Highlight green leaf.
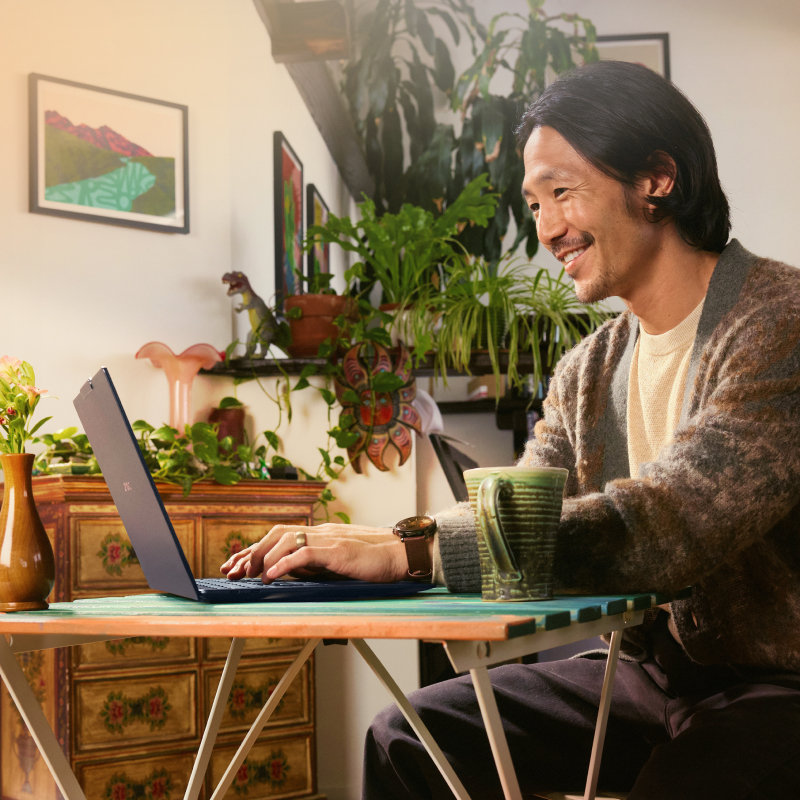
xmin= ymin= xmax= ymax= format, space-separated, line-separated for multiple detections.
xmin=212 ymin=465 xmax=240 ymax=485
xmin=217 ymin=396 xmax=243 ymax=408
xmin=132 ymin=420 xmax=155 ymax=434
xmin=152 ymin=425 xmax=177 ymax=443
xmin=371 ymin=372 xmax=405 ymax=393
xmin=318 ymin=388 xmax=337 ymax=406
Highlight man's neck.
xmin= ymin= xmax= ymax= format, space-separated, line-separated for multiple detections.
xmin=623 ymin=237 xmax=719 ymax=335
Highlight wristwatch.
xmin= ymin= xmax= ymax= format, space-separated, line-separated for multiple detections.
xmin=393 ymin=515 xmax=437 ymax=580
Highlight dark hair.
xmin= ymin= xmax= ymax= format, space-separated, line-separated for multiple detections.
xmin=515 ymin=61 xmax=730 ymax=253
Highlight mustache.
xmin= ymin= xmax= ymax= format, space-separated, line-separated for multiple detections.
xmin=550 ymin=234 xmax=593 ymax=261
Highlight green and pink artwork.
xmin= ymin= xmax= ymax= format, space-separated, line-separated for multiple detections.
xmin=273 ymin=131 xmax=303 ymax=305
xmin=29 ymin=73 xmax=189 ymax=233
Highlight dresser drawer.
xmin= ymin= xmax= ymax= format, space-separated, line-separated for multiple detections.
xmin=74 ymin=635 xmax=196 ymax=670
xmin=73 ymin=516 xmax=196 ymax=593
xmin=203 ymin=658 xmax=312 ymax=733
xmin=204 ymin=636 xmax=304 ymax=661
xmin=208 ymin=732 xmax=315 ymax=799
xmin=75 ymin=748 xmax=196 ymax=799
xmin=73 ymin=669 xmax=197 ymax=752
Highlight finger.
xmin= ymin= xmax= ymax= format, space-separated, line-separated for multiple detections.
xmin=221 ymin=546 xmax=253 ymax=574
xmin=252 ymin=529 xmax=314 ymax=579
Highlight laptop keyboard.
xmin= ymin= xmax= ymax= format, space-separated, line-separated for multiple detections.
xmin=197 ymin=578 xmax=303 ymax=591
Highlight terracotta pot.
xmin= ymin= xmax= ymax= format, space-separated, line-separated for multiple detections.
xmin=284 ymin=294 xmax=354 ymax=358
xmin=0 ymin=453 xmax=55 ymax=611
xmin=208 ymin=405 xmax=246 ymax=447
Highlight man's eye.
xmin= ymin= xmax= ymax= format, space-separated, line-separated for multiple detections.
xmin=554 ymin=188 xmax=567 ymax=198
xmin=530 ymin=203 xmax=540 ymax=213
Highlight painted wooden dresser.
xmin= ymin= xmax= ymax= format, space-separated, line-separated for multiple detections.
xmin=0 ymin=475 xmax=326 ymax=800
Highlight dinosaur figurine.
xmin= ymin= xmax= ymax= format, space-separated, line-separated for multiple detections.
xmin=222 ymin=271 xmax=288 ymax=358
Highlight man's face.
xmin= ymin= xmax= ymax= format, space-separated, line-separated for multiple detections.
xmin=521 ymin=126 xmax=662 ymax=305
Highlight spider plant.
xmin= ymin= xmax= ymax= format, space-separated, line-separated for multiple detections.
xmin=431 ymin=254 xmax=610 ymax=395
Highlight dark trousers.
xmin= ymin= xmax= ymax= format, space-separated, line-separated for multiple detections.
xmin=363 ymin=616 xmax=800 ymax=799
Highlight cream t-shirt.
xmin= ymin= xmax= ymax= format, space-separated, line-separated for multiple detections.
xmin=627 ymin=300 xmax=705 ymax=476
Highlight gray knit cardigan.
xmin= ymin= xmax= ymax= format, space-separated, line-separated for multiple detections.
xmin=436 ymin=240 xmax=800 ymax=671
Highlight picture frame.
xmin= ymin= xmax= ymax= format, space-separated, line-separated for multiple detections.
xmin=29 ymin=73 xmax=189 ymax=233
xmin=306 ymin=183 xmax=330 ymax=282
xmin=596 ymin=33 xmax=671 ymax=80
xmin=273 ymin=131 xmax=304 ymax=304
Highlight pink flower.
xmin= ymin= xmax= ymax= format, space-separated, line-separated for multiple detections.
xmin=271 ymin=758 xmax=285 ymax=781
xmin=0 ymin=355 xmax=21 ymax=377
xmin=108 ymin=700 xmax=124 ymax=724
xmin=232 ymin=687 xmax=246 ymax=710
xmin=148 ymin=696 xmax=164 ymax=720
xmin=111 ymin=783 xmax=128 ymax=800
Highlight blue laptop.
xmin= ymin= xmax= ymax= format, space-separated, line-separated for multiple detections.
xmin=74 ymin=367 xmax=433 ymax=603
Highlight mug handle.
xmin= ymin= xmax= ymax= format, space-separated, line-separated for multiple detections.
xmin=477 ymin=474 xmax=522 ymax=583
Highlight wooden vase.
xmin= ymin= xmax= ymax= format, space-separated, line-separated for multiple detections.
xmin=0 ymin=453 xmax=55 ymax=611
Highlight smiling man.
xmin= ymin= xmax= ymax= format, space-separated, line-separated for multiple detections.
xmin=223 ymin=61 xmax=800 ymax=798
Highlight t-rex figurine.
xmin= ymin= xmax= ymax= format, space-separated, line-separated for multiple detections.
xmin=222 ymin=271 xmax=287 ymax=358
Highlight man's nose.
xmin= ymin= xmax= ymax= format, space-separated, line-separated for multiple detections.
xmin=535 ymin=205 xmax=567 ymax=246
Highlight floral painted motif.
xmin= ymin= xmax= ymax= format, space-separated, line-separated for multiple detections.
xmin=104 ymin=768 xmax=173 ymax=800
xmin=227 ymin=678 xmax=282 ymax=720
xmin=105 ymin=636 xmax=170 ymax=656
xmin=232 ymin=749 xmax=291 ymax=794
xmin=334 ymin=342 xmax=422 ymax=472
xmin=101 ymin=686 xmax=171 ymax=733
xmin=222 ymin=530 xmax=259 ymax=560
xmin=97 ymin=532 xmax=138 ymax=575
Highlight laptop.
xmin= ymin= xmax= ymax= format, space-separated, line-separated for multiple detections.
xmin=74 ymin=367 xmax=433 ymax=603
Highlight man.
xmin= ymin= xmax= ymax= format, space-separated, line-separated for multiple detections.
xmin=223 ymin=61 xmax=800 ymax=798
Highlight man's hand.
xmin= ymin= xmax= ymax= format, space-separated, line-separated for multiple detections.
xmin=220 ymin=523 xmax=409 ymax=583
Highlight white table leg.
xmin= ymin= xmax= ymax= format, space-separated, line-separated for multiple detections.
xmin=350 ymin=638 xmax=472 ymax=800
xmin=469 ymin=665 xmax=522 ymax=800
xmin=183 ymin=637 xmax=246 ymax=800
xmin=583 ymin=630 xmax=622 ymax=800
xmin=0 ymin=635 xmax=87 ymax=800
xmin=207 ymin=637 xmax=320 ymax=800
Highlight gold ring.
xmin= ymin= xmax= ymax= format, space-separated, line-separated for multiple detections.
xmin=295 ymin=531 xmax=307 ymax=549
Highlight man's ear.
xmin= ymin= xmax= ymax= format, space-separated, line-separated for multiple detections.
xmin=640 ymin=150 xmax=677 ymax=199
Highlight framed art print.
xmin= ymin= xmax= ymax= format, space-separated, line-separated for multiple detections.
xmin=29 ymin=73 xmax=189 ymax=233
xmin=596 ymin=34 xmax=671 ymax=80
xmin=273 ymin=131 xmax=303 ymax=303
xmin=306 ymin=183 xmax=330 ymax=281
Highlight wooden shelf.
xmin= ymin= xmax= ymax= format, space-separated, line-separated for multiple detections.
xmin=203 ymin=351 xmax=537 ymax=379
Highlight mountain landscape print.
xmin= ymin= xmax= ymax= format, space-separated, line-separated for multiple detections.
xmin=30 ymin=74 xmax=189 ymax=233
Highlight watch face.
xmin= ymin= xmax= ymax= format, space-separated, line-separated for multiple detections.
xmin=394 ymin=515 xmax=436 ymax=537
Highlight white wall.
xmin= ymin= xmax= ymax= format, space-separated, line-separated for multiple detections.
xmin=0 ymin=2 xmax=417 ymax=799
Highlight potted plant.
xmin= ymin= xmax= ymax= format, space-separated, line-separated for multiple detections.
xmin=283 ymin=269 xmax=358 ymax=358
xmin=432 ymin=254 xmax=611 ymax=396
xmin=306 ymin=173 xmax=498 ymax=357
xmin=340 ymin=0 xmax=597 ymax=261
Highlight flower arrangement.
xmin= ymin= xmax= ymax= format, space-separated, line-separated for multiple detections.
xmin=0 ymin=357 xmax=51 ymax=455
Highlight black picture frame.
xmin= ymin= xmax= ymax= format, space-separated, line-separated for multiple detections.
xmin=28 ymin=73 xmax=189 ymax=233
xmin=273 ymin=131 xmax=304 ymax=304
xmin=306 ymin=183 xmax=330 ymax=282
xmin=596 ymin=33 xmax=671 ymax=80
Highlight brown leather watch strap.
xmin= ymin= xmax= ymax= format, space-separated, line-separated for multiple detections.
xmin=401 ymin=534 xmax=433 ymax=579
xmin=393 ymin=515 xmax=436 ymax=580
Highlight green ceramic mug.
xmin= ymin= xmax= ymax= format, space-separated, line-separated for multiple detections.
xmin=464 ymin=466 xmax=568 ymax=602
